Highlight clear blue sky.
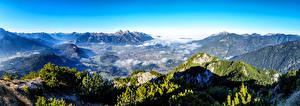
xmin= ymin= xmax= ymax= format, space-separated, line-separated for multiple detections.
xmin=0 ymin=0 xmax=299 ymax=38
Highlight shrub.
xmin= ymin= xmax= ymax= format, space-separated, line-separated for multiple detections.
xmin=1 ymin=72 xmax=18 ymax=80
xmin=23 ymin=85 xmax=30 ymax=94
xmin=35 ymin=96 xmax=73 ymax=106
xmin=149 ymin=71 xmax=163 ymax=77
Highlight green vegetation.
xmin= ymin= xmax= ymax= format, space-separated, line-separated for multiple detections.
xmin=23 ymin=85 xmax=30 ymax=94
xmin=224 ymin=83 xmax=254 ymax=106
xmin=78 ymin=72 xmax=116 ymax=103
xmin=21 ymin=72 xmax=38 ymax=80
xmin=35 ymin=96 xmax=73 ymax=106
xmin=169 ymin=53 xmax=280 ymax=85
xmin=149 ymin=70 xmax=163 ymax=77
xmin=224 ymin=83 xmax=275 ymax=106
xmin=1 ymin=72 xmax=18 ymax=80
xmin=279 ymin=69 xmax=300 ymax=96
xmin=18 ymin=62 xmax=115 ymax=105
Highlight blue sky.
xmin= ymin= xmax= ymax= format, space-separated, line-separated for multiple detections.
xmin=0 ymin=0 xmax=299 ymax=38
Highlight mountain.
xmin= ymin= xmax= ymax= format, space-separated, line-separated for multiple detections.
xmin=17 ymin=32 xmax=59 ymax=46
xmin=190 ymin=32 xmax=300 ymax=59
xmin=169 ymin=52 xmax=280 ymax=86
xmin=0 ymin=53 xmax=85 ymax=76
xmin=50 ymin=32 xmax=81 ymax=42
xmin=231 ymin=40 xmax=300 ymax=73
xmin=0 ymin=29 xmax=49 ymax=57
xmin=54 ymin=43 xmax=88 ymax=59
xmin=74 ymin=30 xmax=153 ymax=45
xmin=114 ymin=52 xmax=282 ymax=105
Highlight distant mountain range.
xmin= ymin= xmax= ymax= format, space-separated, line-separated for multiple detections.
xmin=231 ymin=40 xmax=300 ymax=73
xmin=0 ymin=28 xmax=49 ymax=57
xmin=17 ymin=32 xmax=59 ymax=46
xmin=191 ymin=32 xmax=300 ymax=59
xmin=74 ymin=30 xmax=153 ymax=45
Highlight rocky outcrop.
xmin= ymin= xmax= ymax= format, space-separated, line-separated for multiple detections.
xmin=132 ymin=72 xmax=158 ymax=85
xmin=0 ymin=79 xmax=42 ymax=106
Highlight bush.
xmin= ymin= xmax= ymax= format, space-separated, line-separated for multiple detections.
xmin=23 ymin=85 xmax=30 ymax=94
xmin=21 ymin=72 xmax=38 ymax=80
xmin=78 ymin=72 xmax=116 ymax=104
xmin=149 ymin=71 xmax=163 ymax=77
xmin=35 ymin=96 xmax=73 ymax=106
xmin=1 ymin=72 xmax=18 ymax=80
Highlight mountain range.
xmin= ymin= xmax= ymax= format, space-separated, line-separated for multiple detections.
xmin=74 ymin=30 xmax=153 ymax=45
xmin=0 ymin=29 xmax=49 ymax=57
xmin=0 ymin=26 xmax=300 ymax=105
xmin=231 ymin=40 xmax=300 ymax=73
xmin=191 ymin=32 xmax=300 ymax=59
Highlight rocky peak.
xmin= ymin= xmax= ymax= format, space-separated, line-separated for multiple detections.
xmin=191 ymin=53 xmax=218 ymax=65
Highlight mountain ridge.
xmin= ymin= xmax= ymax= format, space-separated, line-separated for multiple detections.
xmin=231 ymin=40 xmax=300 ymax=73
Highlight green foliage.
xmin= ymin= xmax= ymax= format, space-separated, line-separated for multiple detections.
xmin=223 ymin=83 xmax=275 ymax=106
xmin=35 ymin=96 xmax=73 ymax=106
xmin=117 ymin=80 xmax=180 ymax=105
xmin=38 ymin=63 xmax=79 ymax=88
xmin=169 ymin=89 xmax=207 ymax=106
xmin=23 ymin=85 xmax=30 ymax=94
xmin=169 ymin=53 xmax=281 ymax=85
xmin=21 ymin=72 xmax=38 ymax=80
xmin=78 ymin=72 xmax=116 ymax=104
xmin=1 ymin=72 xmax=18 ymax=80
xmin=22 ymin=62 xmax=83 ymax=91
xmin=25 ymin=63 xmax=115 ymax=105
xmin=279 ymin=69 xmax=300 ymax=96
xmin=224 ymin=83 xmax=254 ymax=106
xmin=149 ymin=70 xmax=163 ymax=77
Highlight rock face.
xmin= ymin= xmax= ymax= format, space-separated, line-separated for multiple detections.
xmin=18 ymin=79 xmax=43 ymax=90
xmin=191 ymin=32 xmax=300 ymax=59
xmin=231 ymin=40 xmax=300 ymax=73
xmin=173 ymin=66 xmax=214 ymax=87
xmin=132 ymin=72 xmax=158 ymax=85
xmin=0 ymin=79 xmax=42 ymax=106
xmin=74 ymin=30 xmax=153 ymax=45
xmin=114 ymin=71 xmax=160 ymax=87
